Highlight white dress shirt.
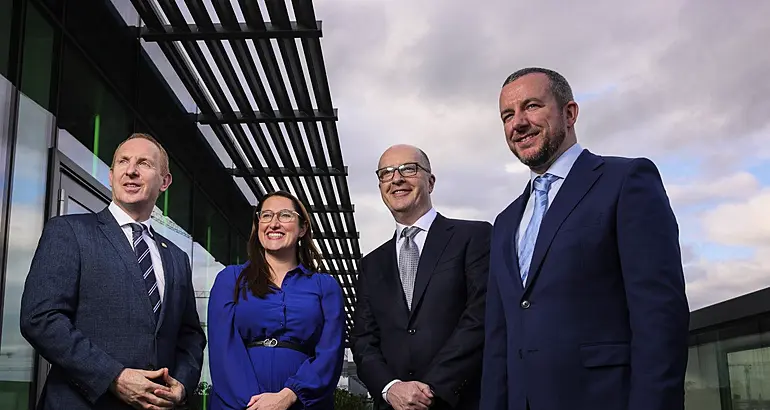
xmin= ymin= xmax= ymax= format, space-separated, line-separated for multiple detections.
xmin=109 ymin=202 xmax=166 ymax=301
xmin=516 ymin=142 xmax=584 ymax=250
xmin=382 ymin=207 xmax=438 ymax=401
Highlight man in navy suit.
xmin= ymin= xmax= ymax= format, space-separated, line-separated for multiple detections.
xmin=480 ymin=68 xmax=689 ymax=410
xmin=20 ymin=134 xmax=206 ymax=410
xmin=352 ymin=145 xmax=491 ymax=410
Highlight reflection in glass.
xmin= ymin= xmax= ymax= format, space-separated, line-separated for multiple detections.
xmin=58 ymin=41 xmax=132 ymax=178
xmin=0 ymin=93 xmax=53 ymax=410
xmin=685 ymin=343 xmax=722 ymax=410
xmin=728 ymin=346 xmax=770 ymax=408
xmin=19 ymin=4 xmax=55 ymax=111
xmin=0 ymin=76 xmax=13 ymax=223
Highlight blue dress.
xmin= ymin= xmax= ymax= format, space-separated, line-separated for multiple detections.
xmin=207 ymin=263 xmax=345 ymax=409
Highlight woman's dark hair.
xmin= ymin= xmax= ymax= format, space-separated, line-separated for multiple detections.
xmin=234 ymin=190 xmax=323 ymax=302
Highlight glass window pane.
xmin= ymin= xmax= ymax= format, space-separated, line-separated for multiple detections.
xmin=57 ymin=40 xmax=132 ymax=176
xmin=0 ymin=76 xmax=12 ymax=218
xmin=0 ymin=93 xmax=54 ymax=410
xmin=230 ymin=231 xmax=248 ymax=266
xmin=0 ymin=0 xmax=13 ymax=78
xmin=19 ymin=4 xmax=55 ymax=111
xmin=151 ymin=158 xmax=194 ymax=259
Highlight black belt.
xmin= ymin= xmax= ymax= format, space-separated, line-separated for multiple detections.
xmin=245 ymin=338 xmax=314 ymax=357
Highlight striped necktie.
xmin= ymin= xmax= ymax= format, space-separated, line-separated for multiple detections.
xmin=518 ymin=173 xmax=559 ymax=285
xmin=129 ymin=223 xmax=161 ymax=321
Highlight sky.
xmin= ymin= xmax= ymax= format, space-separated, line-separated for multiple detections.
xmin=309 ymin=0 xmax=770 ymax=310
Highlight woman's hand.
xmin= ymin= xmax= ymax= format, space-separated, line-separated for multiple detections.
xmin=246 ymin=388 xmax=298 ymax=410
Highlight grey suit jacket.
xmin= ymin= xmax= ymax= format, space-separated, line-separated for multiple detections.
xmin=20 ymin=208 xmax=206 ymax=410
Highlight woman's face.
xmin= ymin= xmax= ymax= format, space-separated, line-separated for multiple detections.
xmin=257 ymin=196 xmax=307 ymax=254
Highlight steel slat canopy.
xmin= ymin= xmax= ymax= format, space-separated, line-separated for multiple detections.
xmin=131 ymin=0 xmax=359 ymax=345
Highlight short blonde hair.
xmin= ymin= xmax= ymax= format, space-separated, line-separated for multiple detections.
xmin=112 ymin=133 xmax=170 ymax=175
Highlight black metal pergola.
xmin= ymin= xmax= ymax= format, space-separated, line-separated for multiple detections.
xmin=129 ymin=0 xmax=360 ymax=344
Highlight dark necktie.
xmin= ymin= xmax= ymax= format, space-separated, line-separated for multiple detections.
xmin=129 ymin=223 xmax=161 ymax=321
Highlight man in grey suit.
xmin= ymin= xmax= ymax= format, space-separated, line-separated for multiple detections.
xmin=20 ymin=133 xmax=206 ymax=410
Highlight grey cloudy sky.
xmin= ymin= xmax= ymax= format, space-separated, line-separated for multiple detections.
xmin=313 ymin=0 xmax=770 ymax=310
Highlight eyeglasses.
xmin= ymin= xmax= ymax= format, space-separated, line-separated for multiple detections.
xmin=375 ymin=162 xmax=431 ymax=182
xmin=257 ymin=209 xmax=300 ymax=224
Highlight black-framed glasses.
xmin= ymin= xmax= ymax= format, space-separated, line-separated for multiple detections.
xmin=375 ymin=162 xmax=431 ymax=182
xmin=257 ymin=209 xmax=300 ymax=224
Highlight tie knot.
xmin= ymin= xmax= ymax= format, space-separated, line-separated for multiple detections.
xmin=401 ymin=226 xmax=421 ymax=240
xmin=129 ymin=223 xmax=146 ymax=234
xmin=533 ymin=173 xmax=558 ymax=193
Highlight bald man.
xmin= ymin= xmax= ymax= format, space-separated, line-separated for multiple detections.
xmin=351 ymin=145 xmax=492 ymax=410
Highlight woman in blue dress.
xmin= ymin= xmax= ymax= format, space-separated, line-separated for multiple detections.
xmin=208 ymin=190 xmax=345 ymax=409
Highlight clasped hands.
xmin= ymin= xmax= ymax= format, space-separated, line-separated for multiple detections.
xmin=387 ymin=381 xmax=434 ymax=410
xmin=111 ymin=367 xmax=185 ymax=409
xmin=246 ymin=387 xmax=298 ymax=410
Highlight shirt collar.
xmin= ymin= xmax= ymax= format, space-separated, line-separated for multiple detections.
xmin=395 ymin=207 xmax=437 ymax=238
xmin=529 ymin=142 xmax=584 ymax=187
xmin=108 ymin=201 xmax=154 ymax=238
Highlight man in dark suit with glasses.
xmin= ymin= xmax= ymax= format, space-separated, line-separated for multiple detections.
xmin=351 ymin=144 xmax=492 ymax=410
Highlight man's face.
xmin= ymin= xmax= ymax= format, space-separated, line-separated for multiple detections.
xmin=499 ymin=73 xmax=575 ymax=169
xmin=109 ymin=138 xmax=171 ymax=214
xmin=377 ymin=146 xmax=435 ymax=217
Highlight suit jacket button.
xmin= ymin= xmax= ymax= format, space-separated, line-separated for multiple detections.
xmin=408 ymin=371 xmax=415 ymax=376
xmin=520 ymin=300 xmax=531 ymax=309
xmin=408 ymin=329 xmax=416 ymax=335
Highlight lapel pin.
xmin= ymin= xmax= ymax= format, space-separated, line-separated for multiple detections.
xmin=161 ymin=242 xmax=167 ymax=248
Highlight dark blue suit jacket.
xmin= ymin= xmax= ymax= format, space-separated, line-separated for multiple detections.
xmin=480 ymin=150 xmax=689 ymax=410
xmin=20 ymin=208 xmax=206 ymax=410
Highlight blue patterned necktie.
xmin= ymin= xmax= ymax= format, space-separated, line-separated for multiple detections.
xmin=129 ymin=223 xmax=161 ymax=321
xmin=398 ymin=226 xmax=421 ymax=309
xmin=518 ymin=173 xmax=559 ymax=285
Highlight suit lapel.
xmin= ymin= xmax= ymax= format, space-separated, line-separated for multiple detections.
xmin=503 ymin=183 xmax=531 ymax=291
xmin=97 ymin=209 xmax=155 ymax=318
xmin=381 ymin=236 xmax=411 ymax=320
xmin=152 ymin=229 xmax=175 ymax=332
xmin=409 ymin=214 xmax=454 ymax=320
xmin=523 ymin=150 xmax=604 ymax=293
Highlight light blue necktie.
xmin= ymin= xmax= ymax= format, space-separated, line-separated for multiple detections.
xmin=518 ymin=173 xmax=559 ymax=285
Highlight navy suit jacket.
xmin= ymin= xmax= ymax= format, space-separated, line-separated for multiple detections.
xmin=20 ymin=208 xmax=206 ymax=410
xmin=480 ymin=150 xmax=689 ymax=410
xmin=351 ymin=214 xmax=492 ymax=410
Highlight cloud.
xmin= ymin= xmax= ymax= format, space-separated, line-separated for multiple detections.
xmin=667 ymin=171 xmax=761 ymax=208
xmin=683 ymin=187 xmax=770 ymax=309
xmin=701 ymin=188 xmax=770 ymax=248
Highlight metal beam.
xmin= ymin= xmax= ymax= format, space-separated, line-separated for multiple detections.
xmin=315 ymin=231 xmax=360 ymax=240
xmin=196 ymin=109 xmax=337 ymax=125
xmin=322 ymin=253 xmax=363 ymax=260
xmin=140 ymin=21 xmax=322 ymax=41
xmin=225 ymin=166 xmax=348 ymax=177
xmin=309 ymin=204 xmax=355 ymax=213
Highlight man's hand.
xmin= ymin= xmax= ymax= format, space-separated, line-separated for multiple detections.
xmin=246 ymin=388 xmax=297 ymax=410
xmin=153 ymin=368 xmax=186 ymax=405
xmin=110 ymin=368 xmax=173 ymax=409
xmin=386 ymin=381 xmax=433 ymax=410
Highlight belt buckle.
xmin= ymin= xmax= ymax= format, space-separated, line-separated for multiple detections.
xmin=263 ymin=338 xmax=278 ymax=347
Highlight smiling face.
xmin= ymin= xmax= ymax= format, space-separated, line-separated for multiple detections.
xmin=499 ymin=72 xmax=578 ymax=173
xmin=377 ymin=145 xmax=435 ymax=225
xmin=257 ymin=195 xmax=307 ymax=255
xmin=109 ymin=137 xmax=172 ymax=220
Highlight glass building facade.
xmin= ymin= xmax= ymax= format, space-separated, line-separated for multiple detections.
xmin=0 ymin=1 xmax=253 ymax=408
xmin=686 ymin=288 xmax=770 ymax=410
